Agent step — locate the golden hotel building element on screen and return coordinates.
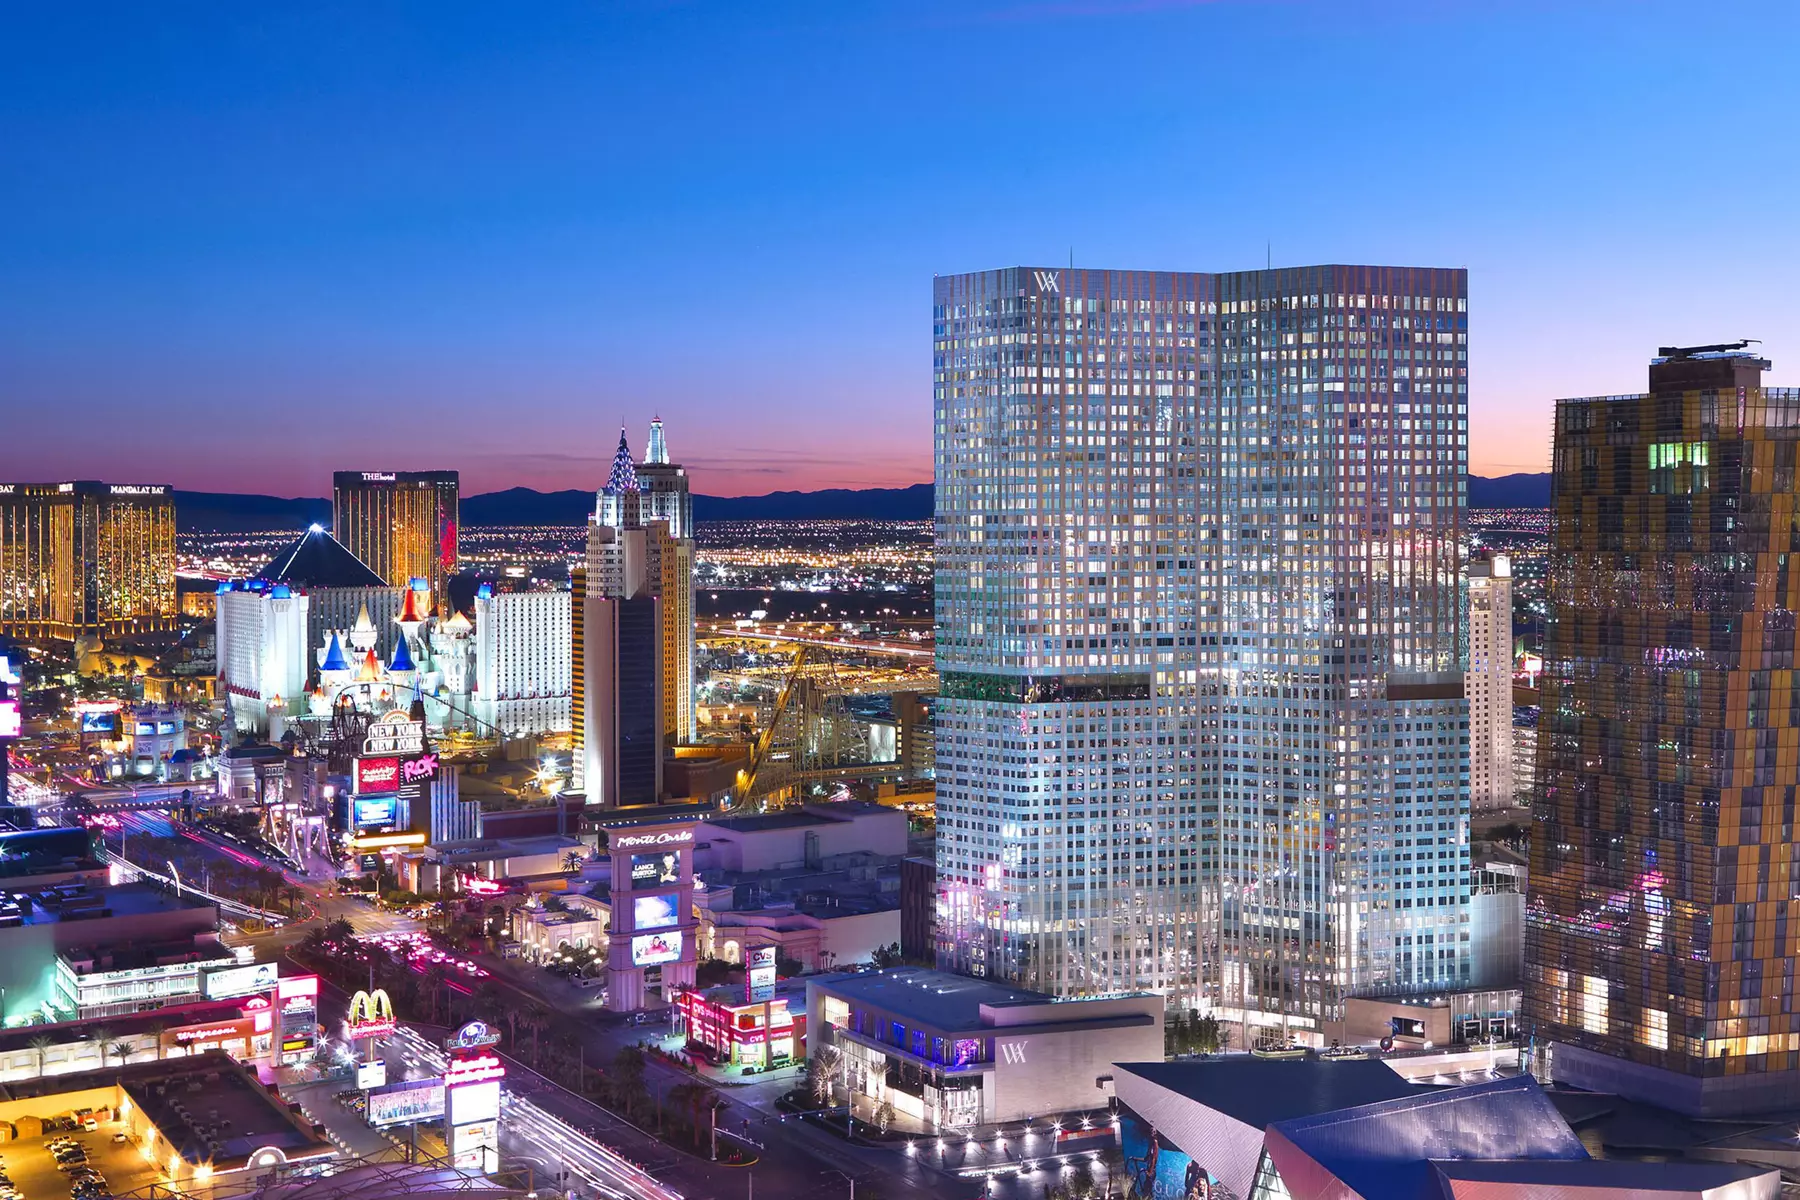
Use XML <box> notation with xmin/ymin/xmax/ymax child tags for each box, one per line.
<box><xmin>1529</xmin><ymin>343</ymin><xmax>1800</xmax><ymax>1116</ymax></box>
<box><xmin>0</xmin><ymin>482</ymin><xmax>176</xmax><ymax>640</ymax></box>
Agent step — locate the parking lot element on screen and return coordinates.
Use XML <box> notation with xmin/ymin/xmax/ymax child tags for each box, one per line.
<box><xmin>0</xmin><ymin>1120</ymin><xmax>162</xmax><ymax>1200</ymax></box>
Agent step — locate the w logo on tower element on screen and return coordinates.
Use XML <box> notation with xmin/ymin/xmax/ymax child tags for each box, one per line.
<box><xmin>1032</xmin><ymin>270</ymin><xmax>1059</xmax><ymax>294</ymax></box>
<box><xmin>1000</xmin><ymin>1040</ymin><xmax>1028</xmax><ymax>1065</ymax></box>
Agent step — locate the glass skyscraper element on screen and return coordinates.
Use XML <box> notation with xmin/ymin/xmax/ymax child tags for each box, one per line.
<box><xmin>1527</xmin><ymin>345</ymin><xmax>1800</xmax><ymax>1117</ymax></box>
<box><xmin>934</xmin><ymin>265</ymin><xmax>1470</xmax><ymax>1031</ymax></box>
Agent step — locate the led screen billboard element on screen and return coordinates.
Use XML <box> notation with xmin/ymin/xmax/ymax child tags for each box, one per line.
<box><xmin>634</xmin><ymin>894</ymin><xmax>679</xmax><ymax>930</ymax></box>
<box><xmin>79</xmin><ymin>711</ymin><xmax>115</xmax><ymax>734</ymax></box>
<box><xmin>355</xmin><ymin>797</ymin><xmax>398</xmax><ymax>827</ymax></box>
<box><xmin>447</xmin><ymin>1078</ymin><xmax>501</xmax><ymax>1126</ymax></box>
<box><xmin>355</xmin><ymin>756</ymin><xmax>401</xmax><ymax>795</ymax></box>
<box><xmin>630</xmin><ymin>852</ymin><xmax>679</xmax><ymax>886</ymax></box>
<box><xmin>630</xmin><ymin>931</ymin><xmax>682</xmax><ymax>966</ymax></box>
<box><xmin>367</xmin><ymin>1078</ymin><xmax>445</xmax><ymax>1127</ymax></box>
<box><xmin>202</xmin><ymin>962</ymin><xmax>279</xmax><ymax>1000</ymax></box>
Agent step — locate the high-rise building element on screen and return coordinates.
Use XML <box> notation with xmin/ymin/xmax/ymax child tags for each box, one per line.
<box><xmin>571</xmin><ymin>428</ymin><xmax>680</xmax><ymax>805</ymax></box>
<box><xmin>472</xmin><ymin>584</ymin><xmax>572</xmax><ymax>738</ymax></box>
<box><xmin>1526</xmin><ymin>343</ymin><xmax>1800</xmax><ymax>1117</ymax></box>
<box><xmin>935</xmin><ymin>265</ymin><xmax>1470</xmax><ymax>1033</ymax></box>
<box><xmin>586</xmin><ymin>425</ymin><xmax>695</xmax><ymax>745</ymax></box>
<box><xmin>0</xmin><ymin>481</ymin><xmax>176</xmax><ymax>640</ymax></box>
<box><xmin>637</xmin><ymin>417</ymin><xmax>696</xmax><ymax>743</ymax></box>
<box><xmin>570</xmin><ymin>563</ymin><xmax>662</xmax><ymax>807</ymax></box>
<box><xmin>331</xmin><ymin>471</ymin><xmax>459</xmax><ymax>598</ymax></box>
<box><xmin>1469</xmin><ymin>556</ymin><xmax>1515</xmax><ymax>812</ymax></box>
<box><xmin>215</xmin><ymin>525</ymin><xmax>401</xmax><ymax>734</ymax></box>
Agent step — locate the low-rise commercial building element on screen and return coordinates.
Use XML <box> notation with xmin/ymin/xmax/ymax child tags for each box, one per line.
<box><xmin>508</xmin><ymin>895</ymin><xmax>608</xmax><ymax>963</ymax></box>
<box><xmin>0</xmin><ymin>876</ymin><xmax>222</xmax><ymax>1025</ymax></box>
<box><xmin>697</xmin><ymin>804</ymin><xmax>906</xmax><ymax>874</ymax></box>
<box><xmin>676</xmin><ymin>977</ymin><xmax>808</xmax><ymax>1071</ymax></box>
<box><xmin>699</xmin><ymin>892</ymin><xmax>898</xmax><ymax>973</ymax></box>
<box><xmin>806</xmin><ymin>968</ymin><xmax>1162</xmax><ymax>1129</ymax></box>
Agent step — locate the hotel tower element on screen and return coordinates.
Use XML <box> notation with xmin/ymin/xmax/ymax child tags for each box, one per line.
<box><xmin>934</xmin><ymin>265</ymin><xmax>1470</xmax><ymax>1038</ymax></box>
<box><xmin>1528</xmin><ymin>343</ymin><xmax>1800</xmax><ymax>1116</ymax></box>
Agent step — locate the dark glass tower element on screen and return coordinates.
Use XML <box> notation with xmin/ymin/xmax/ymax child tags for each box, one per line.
<box><xmin>1528</xmin><ymin>343</ymin><xmax>1800</xmax><ymax>1116</ymax></box>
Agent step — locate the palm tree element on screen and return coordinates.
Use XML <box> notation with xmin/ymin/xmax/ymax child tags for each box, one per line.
<box><xmin>326</xmin><ymin>917</ymin><xmax>355</xmax><ymax>946</ymax></box>
<box><xmin>523</xmin><ymin>1004</ymin><xmax>551</xmax><ymax>1068</ymax></box>
<box><xmin>501</xmin><ymin>1000</ymin><xmax>522</xmax><ymax>1051</ymax></box>
<box><xmin>145</xmin><ymin>1021</ymin><xmax>168</xmax><ymax>1062</ymax></box>
<box><xmin>105</xmin><ymin>1041</ymin><xmax>130</xmax><ymax>1071</ymax></box>
<box><xmin>85</xmin><ymin>1026</ymin><xmax>115</xmax><ymax>1068</ymax></box>
<box><xmin>28</xmin><ymin>1034</ymin><xmax>54</xmax><ymax>1079</ymax></box>
<box><xmin>667</xmin><ymin>1081</ymin><xmax>711</xmax><ymax>1148</ymax></box>
<box><xmin>422</xmin><ymin>963</ymin><xmax>450</xmax><ymax>1025</ymax></box>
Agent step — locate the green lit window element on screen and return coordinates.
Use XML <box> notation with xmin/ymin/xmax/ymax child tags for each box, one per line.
<box><xmin>1648</xmin><ymin>441</ymin><xmax>1709</xmax><ymax>469</ymax></box>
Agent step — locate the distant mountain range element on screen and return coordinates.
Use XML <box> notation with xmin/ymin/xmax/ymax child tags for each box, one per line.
<box><xmin>1467</xmin><ymin>472</ymin><xmax>1551</xmax><ymax>508</ymax></box>
<box><xmin>173</xmin><ymin>482</ymin><xmax>937</xmax><ymax>532</ymax></box>
<box><xmin>175</xmin><ymin>475</ymin><xmax>1549</xmax><ymax>532</ymax></box>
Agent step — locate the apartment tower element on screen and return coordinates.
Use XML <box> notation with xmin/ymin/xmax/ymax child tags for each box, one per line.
<box><xmin>934</xmin><ymin>265</ymin><xmax>1470</xmax><ymax>1034</ymax></box>
<box><xmin>1527</xmin><ymin>343</ymin><xmax>1800</xmax><ymax>1116</ymax></box>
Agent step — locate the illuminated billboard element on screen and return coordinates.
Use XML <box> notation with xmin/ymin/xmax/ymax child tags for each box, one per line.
<box><xmin>355</xmin><ymin>756</ymin><xmax>401</xmax><ymax>795</ymax></box>
<box><xmin>355</xmin><ymin>797</ymin><xmax>398</xmax><ymax>828</ymax></box>
<box><xmin>368</xmin><ymin>1077</ymin><xmax>445</xmax><ymax>1127</ymax></box>
<box><xmin>746</xmin><ymin>945</ymin><xmax>777</xmax><ymax>1004</ymax></box>
<box><xmin>447</xmin><ymin>1078</ymin><xmax>501</xmax><ymax>1126</ymax></box>
<box><xmin>630</xmin><ymin>931</ymin><xmax>682</xmax><ymax>967</ymax></box>
<box><xmin>634</xmin><ymin>894</ymin><xmax>679</xmax><ymax>931</ymax></box>
<box><xmin>202</xmin><ymin>962</ymin><xmax>279</xmax><ymax>1000</ymax></box>
<box><xmin>0</xmin><ymin>701</ymin><xmax>19</xmax><ymax>739</ymax></box>
<box><xmin>79</xmin><ymin>711</ymin><xmax>115</xmax><ymax>734</ymax></box>
<box><xmin>356</xmin><ymin>1059</ymin><xmax>387</xmax><ymax>1090</ymax></box>
<box><xmin>630</xmin><ymin>852</ymin><xmax>679</xmax><ymax>886</ymax></box>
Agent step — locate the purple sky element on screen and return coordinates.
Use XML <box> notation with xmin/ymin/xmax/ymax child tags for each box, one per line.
<box><xmin>4</xmin><ymin>1</ymin><xmax>1797</xmax><ymax>497</ymax></box>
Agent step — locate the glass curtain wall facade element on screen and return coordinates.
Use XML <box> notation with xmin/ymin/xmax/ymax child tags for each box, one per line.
<box><xmin>935</xmin><ymin>267</ymin><xmax>1202</xmax><ymax>999</ymax></box>
<box><xmin>0</xmin><ymin>482</ymin><xmax>175</xmax><ymax>640</ymax></box>
<box><xmin>331</xmin><ymin>471</ymin><xmax>460</xmax><ymax>597</ymax></box>
<box><xmin>1527</xmin><ymin>351</ymin><xmax>1800</xmax><ymax>1116</ymax></box>
<box><xmin>1204</xmin><ymin>266</ymin><xmax>1470</xmax><ymax>1039</ymax></box>
<box><xmin>934</xmin><ymin>265</ymin><xmax>1471</xmax><ymax>1022</ymax></box>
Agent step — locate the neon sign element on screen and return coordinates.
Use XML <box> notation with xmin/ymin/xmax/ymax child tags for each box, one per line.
<box><xmin>278</xmin><ymin>975</ymin><xmax>319</xmax><ymax>1001</ymax></box>
<box><xmin>401</xmin><ymin>753</ymin><xmax>439</xmax><ymax>783</ymax></box>
<box><xmin>175</xmin><ymin>1022</ymin><xmax>247</xmax><ymax>1043</ymax></box>
<box><xmin>614</xmin><ymin>829</ymin><xmax>694</xmax><ymax>848</ymax></box>
<box><xmin>444</xmin><ymin>1052</ymin><xmax>506</xmax><ymax>1087</ymax></box>
<box><xmin>445</xmin><ymin>1021</ymin><xmax>501</xmax><ymax>1052</ymax></box>
<box><xmin>347</xmin><ymin>989</ymin><xmax>396</xmax><ymax>1039</ymax></box>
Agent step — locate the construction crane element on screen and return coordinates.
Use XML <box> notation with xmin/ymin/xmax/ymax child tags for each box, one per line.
<box><xmin>731</xmin><ymin>641</ymin><xmax>808</xmax><ymax>807</ymax></box>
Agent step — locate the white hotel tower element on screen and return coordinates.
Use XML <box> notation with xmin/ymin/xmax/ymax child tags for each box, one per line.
<box><xmin>934</xmin><ymin>266</ymin><xmax>1471</xmax><ymax>1034</ymax></box>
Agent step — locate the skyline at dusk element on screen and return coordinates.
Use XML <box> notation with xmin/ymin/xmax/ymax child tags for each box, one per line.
<box><xmin>6</xmin><ymin>0</ymin><xmax>1798</xmax><ymax>497</ymax></box>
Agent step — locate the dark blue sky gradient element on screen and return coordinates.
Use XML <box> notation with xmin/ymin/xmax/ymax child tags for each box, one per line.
<box><xmin>4</xmin><ymin>1</ymin><xmax>1797</xmax><ymax>495</ymax></box>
